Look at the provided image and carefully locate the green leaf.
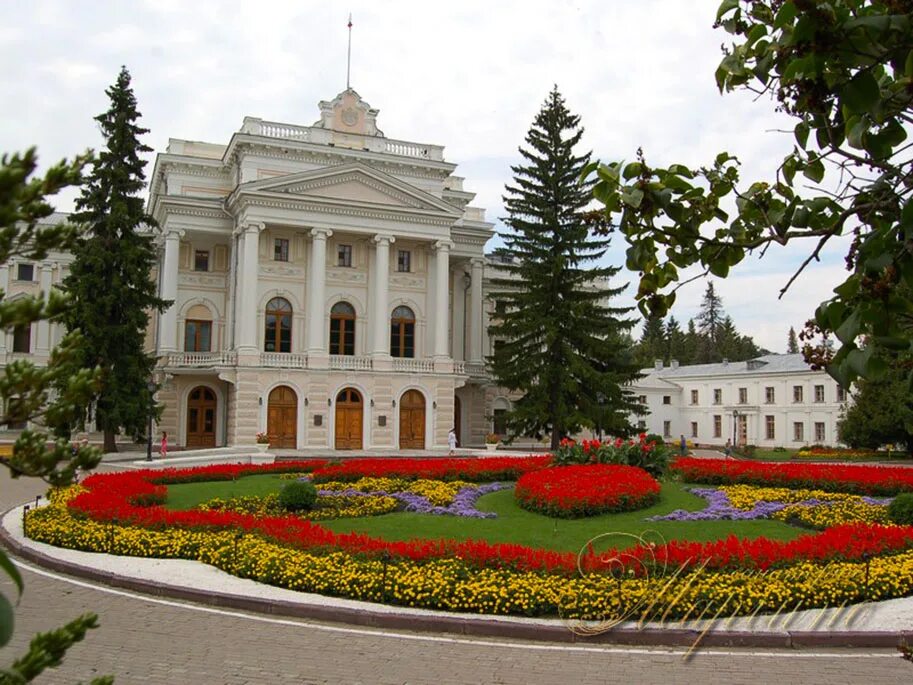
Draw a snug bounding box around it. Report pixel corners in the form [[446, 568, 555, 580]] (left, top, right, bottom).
[[840, 70, 880, 114], [902, 197, 913, 228], [774, 0, 797, 28], [847, 117, 868, 149], [622, 162, 643, 180], [746, 23, 767, 47], [621, 187, 644, 208], [794, 121, 809, 149], [0, 549, 22, 597], [579, 160, 599, 183], [716, 0, 739, 22], [0, 593, 13, 648], [803, 157, 825, 183], [835, 309, 862, 344], [792, 205, 809, 228]]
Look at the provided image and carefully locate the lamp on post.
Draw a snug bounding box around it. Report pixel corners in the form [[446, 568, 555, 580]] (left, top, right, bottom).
[[146, 379, 156, 462], [732, 409, 740, 448]]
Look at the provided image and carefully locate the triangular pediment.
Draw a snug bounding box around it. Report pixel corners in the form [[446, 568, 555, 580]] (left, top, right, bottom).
[[236, 163, 460, 217]]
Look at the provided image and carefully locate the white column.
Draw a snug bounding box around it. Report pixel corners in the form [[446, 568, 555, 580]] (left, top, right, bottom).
[[158, 228, 184, 353], [371, 234, 394, 355], [306, 228, 332, 353], [452, 268, 466, 361], [469, 257, 484, 362], [0, 265, 8, 358], [432, 240, 452, 359], [35, 262, 55, 354], [237, 223, 262, 352]]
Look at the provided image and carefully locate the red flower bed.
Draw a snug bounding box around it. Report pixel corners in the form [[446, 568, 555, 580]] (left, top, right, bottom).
[[62, 460, 913, 577], [671, 457, 913, 496], [310, 456, 551, 483], [514, 464, 661, 518]]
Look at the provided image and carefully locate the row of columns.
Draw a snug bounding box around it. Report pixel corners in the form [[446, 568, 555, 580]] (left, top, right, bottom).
[[156, 223, 485, 362]]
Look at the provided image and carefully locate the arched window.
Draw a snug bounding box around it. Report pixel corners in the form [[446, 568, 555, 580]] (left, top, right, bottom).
[[329, 301, 356, 356], [390, 305, 415, 358], [264, 297, 292, 353], [184, 304, 213, 352]]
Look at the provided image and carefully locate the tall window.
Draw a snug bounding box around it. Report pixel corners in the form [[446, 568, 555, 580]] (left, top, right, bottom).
[[184, 320, 212, 352], [765, 415, 775, 440], [12, 325, 30, 353], [691, 421, 698, 438], [815, 422, 826, 442], [662, 395, 671, 405], [793, 385, 804, 403], [274, 238, 289, 262], [638, 395, 647, 404], [713, 415, 722, 438], [264, 297, 292, 352], [397, 250, 411, 272], [194, 250, 209, 272], [814, 384, 825, 403], [663, 420, 671, 438], [329, 301, 356, 355], [390, 305, 415, 358], [337, 244, 352, 267], [713, 388, 722, 405], [794, 422, 804, 442], [738, 387, 748, 404], [493, 409, 508, 436], [16, 263, 33, 281], [837, 385, 847, 402], [690, 389, 698, 405], [765, 387, 775, 404]]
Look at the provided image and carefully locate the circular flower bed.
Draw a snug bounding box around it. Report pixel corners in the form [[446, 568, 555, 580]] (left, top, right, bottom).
[[514, 464, 660, 518]]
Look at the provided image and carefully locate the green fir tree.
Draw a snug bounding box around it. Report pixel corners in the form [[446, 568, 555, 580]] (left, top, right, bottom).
[[59, 67, 168, 452], [488, 87, 642, 448], [787, 326, 800, 354]]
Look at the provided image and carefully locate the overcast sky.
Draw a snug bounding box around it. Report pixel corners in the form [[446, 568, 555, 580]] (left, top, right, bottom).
[[0, 0, 848, 353]]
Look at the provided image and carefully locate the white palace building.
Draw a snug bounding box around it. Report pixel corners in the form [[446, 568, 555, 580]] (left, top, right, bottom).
[[2, 89, 850, 452]]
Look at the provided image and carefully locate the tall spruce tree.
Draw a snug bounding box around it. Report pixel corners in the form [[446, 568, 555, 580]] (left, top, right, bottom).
[[488, 87, 641, 448], [787, 326, 800, 354], [635, 313, 666, 368], [60, 67, 168, 452], [665, 316, 687, 364], [696, 281, 725, 346]]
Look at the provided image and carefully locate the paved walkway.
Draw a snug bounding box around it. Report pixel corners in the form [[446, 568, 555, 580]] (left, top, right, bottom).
[[1, 466, 912, 684]]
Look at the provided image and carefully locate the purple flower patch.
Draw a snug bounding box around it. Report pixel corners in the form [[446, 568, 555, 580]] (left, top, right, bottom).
[[311, 481, 509, 519]]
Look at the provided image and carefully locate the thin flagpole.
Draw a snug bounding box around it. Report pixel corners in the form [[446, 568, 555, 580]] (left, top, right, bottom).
[[346, 13, 353, 89]]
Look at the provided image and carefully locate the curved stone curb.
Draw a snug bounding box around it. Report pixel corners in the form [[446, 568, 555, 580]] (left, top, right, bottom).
[[1, 504, 909, 649]]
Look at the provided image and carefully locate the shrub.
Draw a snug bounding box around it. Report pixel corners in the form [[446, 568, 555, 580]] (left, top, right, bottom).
[[551, 434, 671, 476], [278, 480, 317, 512], [889, 493, 913, 525]]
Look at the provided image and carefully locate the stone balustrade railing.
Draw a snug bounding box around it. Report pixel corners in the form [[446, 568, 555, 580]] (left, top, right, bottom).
[[239, 117, 444, 162], [163, 351, 237, 367], [392, 358, 435, 373], [329, 355, 373, 371], [260, 353, 308, 368]]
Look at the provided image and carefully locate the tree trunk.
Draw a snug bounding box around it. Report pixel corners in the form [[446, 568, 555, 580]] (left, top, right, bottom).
[[103, 429, 117, 453]]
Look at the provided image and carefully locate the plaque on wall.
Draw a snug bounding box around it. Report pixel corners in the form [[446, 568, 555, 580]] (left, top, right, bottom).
[[378, 415, 386, 427], [314, 414, 323, 427]]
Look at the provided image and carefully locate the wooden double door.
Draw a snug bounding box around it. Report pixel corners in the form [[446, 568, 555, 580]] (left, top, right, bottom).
[[267, 385, 297, 448], [335, 387, 363, 450], [187, 386, 217, 448], [399, 390, 426, 449]]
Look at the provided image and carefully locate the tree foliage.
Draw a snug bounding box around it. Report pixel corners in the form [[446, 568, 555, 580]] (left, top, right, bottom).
[[787, 325, 800, 353], [585, 0, 913, 388], [0, 148, 108, 681], [59, 67, 167, 452], [838, 349, 913, 451], [488, 87, 643, 448]]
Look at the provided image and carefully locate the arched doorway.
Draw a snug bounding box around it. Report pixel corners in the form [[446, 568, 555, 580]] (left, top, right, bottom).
[[453, 396, 462, 447], [399, 389, 426, 449], [267, 385, 297, 448], [187, 386, 217, 448], [335, 387, 363, 450]]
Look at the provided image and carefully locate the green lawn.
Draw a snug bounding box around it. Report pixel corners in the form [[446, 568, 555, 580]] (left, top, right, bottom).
[[165, 474, 803, 552]]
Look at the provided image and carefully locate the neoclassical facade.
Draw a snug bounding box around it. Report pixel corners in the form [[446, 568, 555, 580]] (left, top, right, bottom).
[[630, 354, 848, 448], [147, 89, 502, 450]]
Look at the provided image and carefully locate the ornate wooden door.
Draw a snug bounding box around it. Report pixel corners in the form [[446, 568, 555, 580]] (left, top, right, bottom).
[[399, 390, 425, 449], [186, 386, 217, 448], [737, 415, 748, 446], [267, 385, 297, 448], [335, 387, 363, 450]]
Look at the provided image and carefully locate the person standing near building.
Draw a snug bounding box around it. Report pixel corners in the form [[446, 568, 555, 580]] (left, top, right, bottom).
[[448, 428, 458, 456], [680, 434, 687, 456], [160, 431, 168, 460], [724, 438, 732, 458]]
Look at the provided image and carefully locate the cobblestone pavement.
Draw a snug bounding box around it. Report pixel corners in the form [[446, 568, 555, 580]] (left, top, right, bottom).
[[1, 467, 910, 684]]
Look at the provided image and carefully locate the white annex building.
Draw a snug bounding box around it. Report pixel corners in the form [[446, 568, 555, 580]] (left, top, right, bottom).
[[145, 89, 510, 450], [631, 354, 848, 449]]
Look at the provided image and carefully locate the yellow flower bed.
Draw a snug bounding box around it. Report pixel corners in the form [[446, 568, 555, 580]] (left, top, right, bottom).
[[318, 477, 475, 507], [199, 493, 399, 520], [23, 493, 913, 620], [721, 484, 891, 529], [723, 485, 852, 509]]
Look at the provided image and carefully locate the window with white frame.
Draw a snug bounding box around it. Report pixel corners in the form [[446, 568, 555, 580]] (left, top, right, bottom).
[[713, 388, 722, 405], [793, 422, 804, 442], [765, 386, 775, 404], [713, 415, 722, 438], [690, 389, 698, 405], [738, 387, 748, 404], [814, 422, 826, 442], [793, 385, 803, 403], [691, 421, 698, 438], [814, 384, 825, 403], [765, 415, 775, 440]]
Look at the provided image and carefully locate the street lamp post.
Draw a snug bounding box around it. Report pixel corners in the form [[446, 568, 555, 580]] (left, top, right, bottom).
[[146, 379, 156, 462], [732, 410, 740, 448]]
